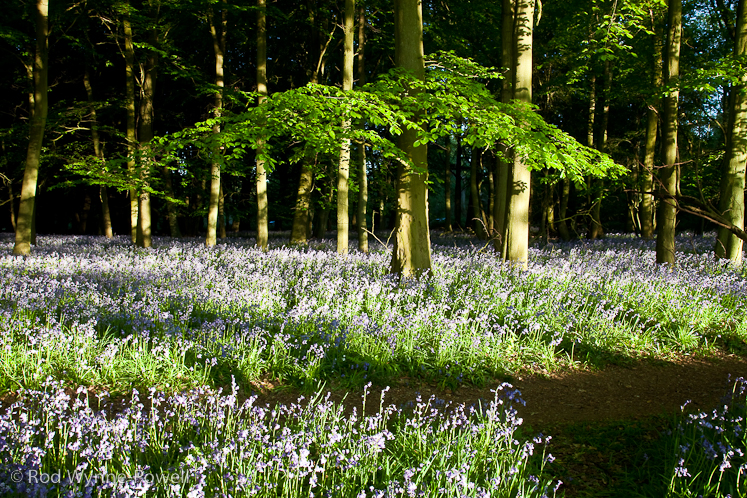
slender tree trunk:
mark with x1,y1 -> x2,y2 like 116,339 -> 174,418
207,1 -> 226,247
494,0 -> 514,255
656,0 -> 682,265
8,183 -> 16,232
356,2 -> 369,253
589,61 -> 612,240
444,142 -> 452,231
218,184 -> 226,238
336,0 -> 355,255
390,0 -> 432,277
123,11 -> 138,244
486,150 -> 495,233
503,0 -> 534,267
136,28 -> 158,249
470,147 -> 487,238
716,0 -> 747,263
13,0 -> 48,256
454,134 -> 462,228
641,29 -> 663,240
558,178 -> 571,240
83,68 -> 113,238
162,164 -> 181,237
256,0 -> 269,250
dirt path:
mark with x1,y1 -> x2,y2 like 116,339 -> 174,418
248,353 -> 747,429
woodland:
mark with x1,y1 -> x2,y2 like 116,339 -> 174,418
3,0 -> 747,497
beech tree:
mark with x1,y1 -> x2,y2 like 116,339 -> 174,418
336,0 -> 355,255
656,0 -> 682,265
13,0 -> 48,256
715,0 -> 747,264
390,0 -> 432,277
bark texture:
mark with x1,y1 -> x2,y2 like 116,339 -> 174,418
207,2 -> 227,247
656,0 -> 682,265
337,0 -> 355,255
256,0 -> 269,250
13,0 -> 48,256
715,0 -> 747,264
390,0 -> 432,277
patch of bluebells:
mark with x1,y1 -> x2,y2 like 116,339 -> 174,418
0,379 -> 558,497
666,377 -> 747,497
1,231 -> 745,394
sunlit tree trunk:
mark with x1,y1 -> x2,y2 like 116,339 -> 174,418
716,0 -> 747,264
256,0 -> 269,250
337,0 -> 355,255
503,0 -> 534,267
13,0 -> 48,256
83,67 -> 113,238
207,1 -> 226,247
390,0 -> 432,277
356,2 -> 369,253
291,160 -> 315,244
656,0 -> 682,265
123,10 -> 138,244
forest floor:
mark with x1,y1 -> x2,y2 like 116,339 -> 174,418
249,352 -> 747,497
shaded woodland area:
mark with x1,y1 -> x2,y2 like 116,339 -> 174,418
2,0 -> 746,271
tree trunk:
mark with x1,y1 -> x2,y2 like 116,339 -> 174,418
486,150 -> 495,234
356,2 -> 369,253
8,183 -> 16,232
136,27 -> 158,249
454,133 -> 462,229
291,161 -> 315,244
207,1 -> 227,247
390,0 -> 432,277
13,0 -> 48,256
83,68 -> 113,238
256,0 -> 269,250
656,0 -> 682,265
337,0 -> 355,255
716,0 -> 747,264
503,0 -> 534,267
557,178 -> 571,240
470,147 -> 487,238
493,0 -> 515,255
641,24 -> 663,239
162,164 -> 181,237
218,184 -> 226,239
123,10 -> 138,244
444,142 -> 452,231
589,61 -> 612,240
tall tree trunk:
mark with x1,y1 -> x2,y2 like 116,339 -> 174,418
641,24 -> 664,239
557,178 -> 571,240
291,160 -> 315,244
493,0 -> 514,255
256,0 -> 269,250
218,183 -> 226,239
356,2 -> 369,253
656,0 -> 682,265
503,0 -> 534,267
486,150 -> 495,234
454,133 -> 462,228
716,0 -> 747,263
13,0 -> 48,256
470,147 -> 487,238
83,68 -> 113,238
162,164 -> 181,236
123,11 -> 138,244
444,142 -> 452,231
337,0 -> 355,255
207,1 -> 227,247
8,182 -> 16,232
589,61 -> 612,240
390,0 -> 432,277
136,28 -> 158,249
